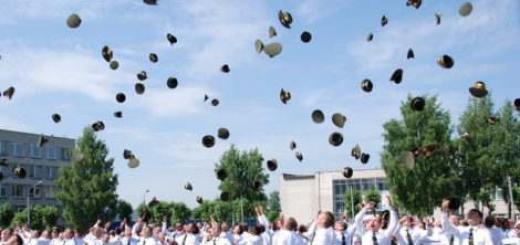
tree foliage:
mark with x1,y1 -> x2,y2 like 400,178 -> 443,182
56,128 -> 118,233
216,146 -> 268,201
136,200 -> 191,225
10,205 -> 59,230
343,189 -> 362,218
116,200 -> 133,222
364,188 -> 382,206
192,200 -> 233,223
0,203 -> 14,228
382,96 -> 462,216
215,146 -> 269,219
457,97 -> 520,211
266,191 -> 281,222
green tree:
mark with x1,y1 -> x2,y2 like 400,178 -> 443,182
191,200 -> 233,223
457,96 -> 500,204
116,200 -> 133,222
343,189 -> 362,218
0,203 -> 15,227
457,97 -> 520,214
170,202 -> 191,224
56,128 -> 119,233
382,96 -> 461,216
11,209 -> 28,228
266,191 -> 281,222
10,205 -> 59,230
37,205 -> 60,229
215,146 -> 269,219
364,188 -> 381,206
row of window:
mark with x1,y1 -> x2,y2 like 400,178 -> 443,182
0,141 -> 71,161
333,178 -> 388,195
333,178 -> 388,216
0,184 -> 56,199
0,164 -> 60,180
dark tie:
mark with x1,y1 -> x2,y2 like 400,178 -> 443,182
449,235 -> 454,245
372,232 -> 378,245
127,238 -> 131,245
341,233 -> 346,245
406,229 -> 414,245
468,228 -> 474,245
213,238 -> 217,245
182,234 -> 187,245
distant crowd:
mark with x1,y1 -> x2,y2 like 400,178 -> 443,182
1,197 -> 519,245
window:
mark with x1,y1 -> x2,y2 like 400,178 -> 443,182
29,187 -> 41,198
48,147 -> 57,160
27,165 -> 35,178
0,185 -> 6,197
13,143 -> 23,157
0,141 -> 11,156
34,165 -> 42,178
45,187 -> 55,199
11,185 -> 24,197
60,148 -> 71,161
30,143 -> 42,158
41,167 -> 50,180
494,188 -> 504,200
49,167 -> 59,180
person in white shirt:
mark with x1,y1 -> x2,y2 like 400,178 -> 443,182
239,226 -> 263,245
354,195 -> 398,245
1,228 -> 13,245
120,227 -> 139,245
441,200 -> 494,245
138,226 -> 159,245
484,216 -> 504,245
305,211 -> 336,245
271,217 -> 299,245
396,216 -> 430,245
218,223 -> 233,245
202,224 -> 231,245
176,224 -> 201,245
232,225 -> 245,245
334,221 -> 355,245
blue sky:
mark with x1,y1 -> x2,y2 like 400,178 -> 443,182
0,0 -> 519,208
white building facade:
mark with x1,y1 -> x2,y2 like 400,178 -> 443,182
280,169 -> 518,222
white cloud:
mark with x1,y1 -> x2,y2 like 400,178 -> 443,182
174,1 -> 270,80
347,0 -> 520,74
135,86 -> 213,117
0,46 -> 132,101
294,0 -> 351,24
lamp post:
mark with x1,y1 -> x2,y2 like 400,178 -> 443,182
143,189 -> 149,206
27,180 -> 43,228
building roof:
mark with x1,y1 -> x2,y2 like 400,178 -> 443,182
282,173 -> 315,180
0,128 -> 75,142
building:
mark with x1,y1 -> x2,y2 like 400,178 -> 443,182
280,169 -> 518,222
0,129 -> 74,210
279,169 -> 388,222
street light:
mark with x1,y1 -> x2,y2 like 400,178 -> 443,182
143,189 -> 150,206
27,180 -> 43,228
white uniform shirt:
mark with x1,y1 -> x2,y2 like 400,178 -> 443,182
219,232 -> 234,245
334,226 -> 356,245
272,230 -> 299,245
239,233 -> 263,245
354,207 -> 398,245
138,237 -> 159,245
202,237 -> 231,245
489,226 -> 504,245
120,237 -> 139,245
305,222 -> 336,245
442,214 -> 494,245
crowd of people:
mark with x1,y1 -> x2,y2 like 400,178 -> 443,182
1,196 -> 519,245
